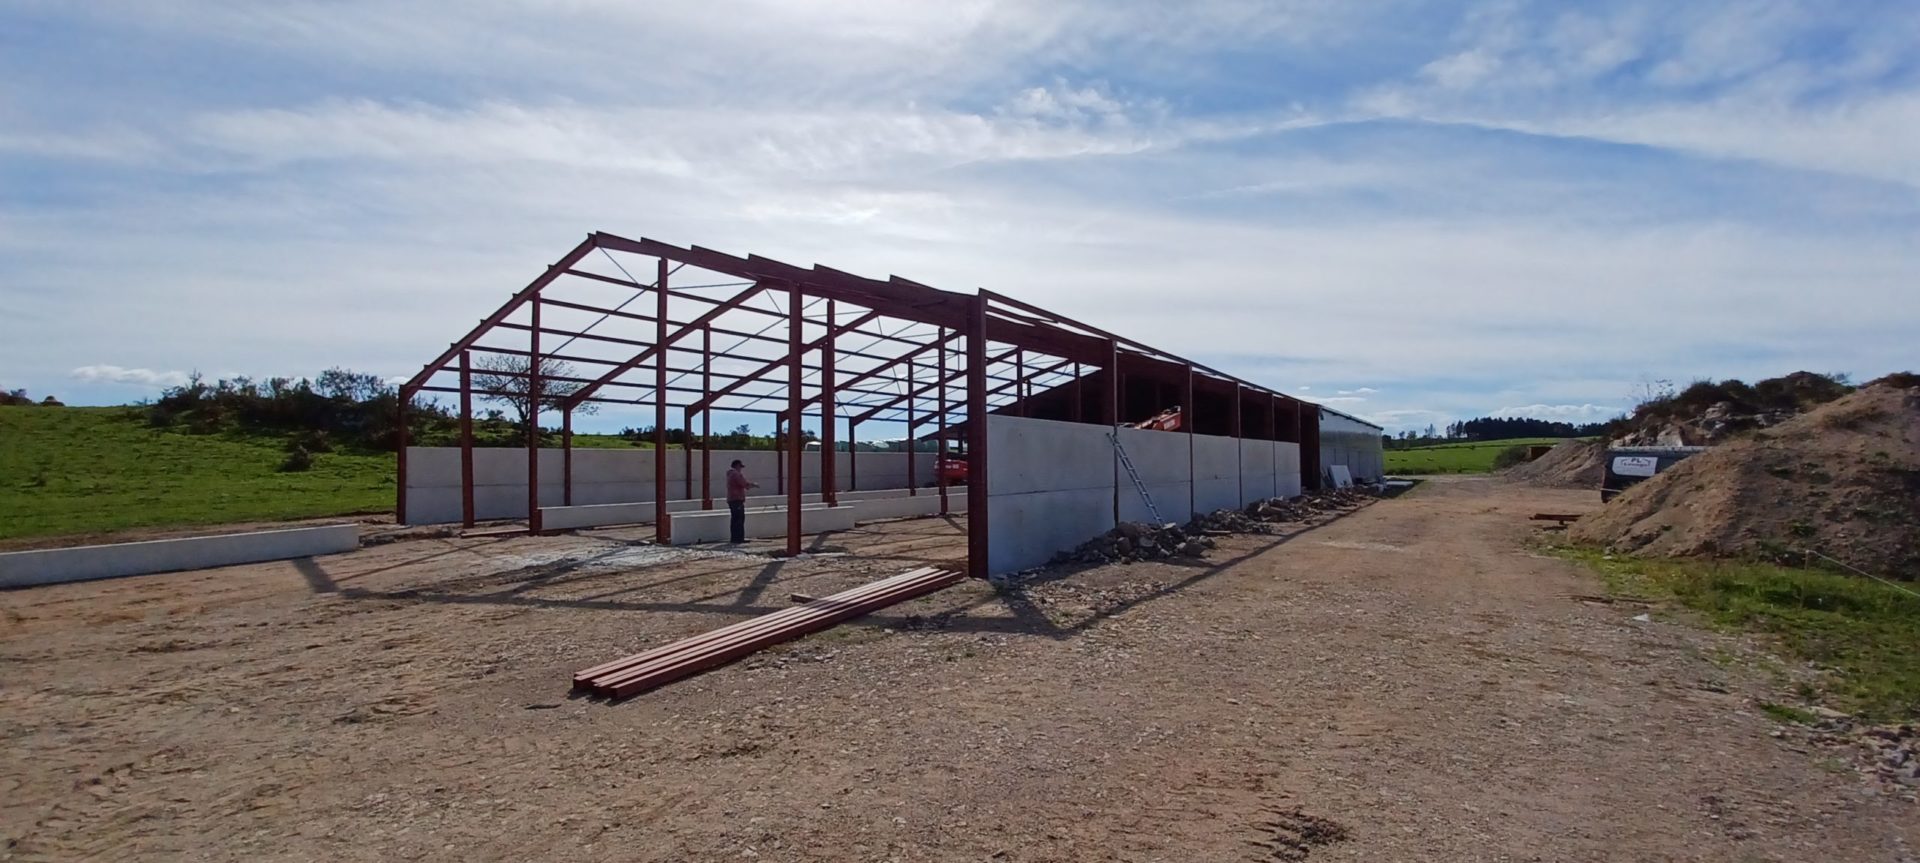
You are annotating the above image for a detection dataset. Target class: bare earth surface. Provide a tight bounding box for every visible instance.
[4,479,1915,861]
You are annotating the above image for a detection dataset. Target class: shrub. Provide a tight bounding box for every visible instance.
[291,428,334,454]
[145,368,453,452]
[279,446,315,472]
[1491,445,1530,470]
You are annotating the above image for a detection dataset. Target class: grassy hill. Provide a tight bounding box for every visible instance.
[1384,437,1575,475]
[0,406,395,544]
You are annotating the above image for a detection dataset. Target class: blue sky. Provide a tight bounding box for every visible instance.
[3,1,1917,435]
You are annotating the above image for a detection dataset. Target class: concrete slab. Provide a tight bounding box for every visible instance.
[670,503,859,546]
[0,525,360,589]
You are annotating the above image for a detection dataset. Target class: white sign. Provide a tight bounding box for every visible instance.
[1612,456,1659,478]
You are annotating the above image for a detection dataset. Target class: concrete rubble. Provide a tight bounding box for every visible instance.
[1051,487,1380,566]
[1801,716,1920,794]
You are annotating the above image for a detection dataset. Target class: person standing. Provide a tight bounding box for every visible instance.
[725,459,759,544]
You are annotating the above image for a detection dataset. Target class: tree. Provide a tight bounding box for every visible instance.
[472,354,599,428]
[316,367,389,402]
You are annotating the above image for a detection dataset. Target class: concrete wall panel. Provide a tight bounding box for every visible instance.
[1239,439,1277,506]
[1193,433,1242,514]
[670,503,859,545]
[984,418,1311,574]
[1114,426,1194,523]
[1277,442,1304,498]
[986,417,1119,573]
[0,525,359,588]
[403,447,936,525]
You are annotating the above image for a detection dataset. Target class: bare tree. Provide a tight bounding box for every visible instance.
[472,354,599,428]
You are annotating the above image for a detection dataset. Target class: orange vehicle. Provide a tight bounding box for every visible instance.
[1126,406,1183,431]
[936,455,968,485]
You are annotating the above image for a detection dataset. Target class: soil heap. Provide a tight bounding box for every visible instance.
[1569,380,1920,576]
[1503,439,1606,488]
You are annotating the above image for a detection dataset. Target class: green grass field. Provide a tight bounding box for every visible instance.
[0,406,394,543]
[1383,437,1571,474]
[1558,547,1920,722]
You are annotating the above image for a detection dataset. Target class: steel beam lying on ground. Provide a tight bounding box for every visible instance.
[573,566,964,699]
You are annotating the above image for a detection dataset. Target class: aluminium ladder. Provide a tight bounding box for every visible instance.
[1107,431,1164,525]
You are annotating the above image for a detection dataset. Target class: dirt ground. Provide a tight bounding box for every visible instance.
[3,479,1914,862]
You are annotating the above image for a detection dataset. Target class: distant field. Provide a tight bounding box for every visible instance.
[0,406,394,544]
[1384,437,1574,475]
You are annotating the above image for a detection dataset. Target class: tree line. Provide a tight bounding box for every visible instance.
[1384,415,1612,449]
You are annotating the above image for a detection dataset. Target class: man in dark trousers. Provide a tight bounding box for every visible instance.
[725,459,759,544]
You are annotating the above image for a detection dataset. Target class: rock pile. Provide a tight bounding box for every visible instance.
[1247,487,1377,521]
[1052,520,1219,565]
[1052,487,1380,566]
[1803,715,1920,792]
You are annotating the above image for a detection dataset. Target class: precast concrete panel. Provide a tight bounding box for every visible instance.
[403,448,938,524]
[1193,433,1242,514]
[1115,426,1193,523]
[985,417,1119,573]
[1239,439,1277,506]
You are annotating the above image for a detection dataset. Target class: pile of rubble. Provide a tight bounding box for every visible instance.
[1052,520,1219,565]
[1244,486,1377,522]
[1797,713,1920,793]
[1052,487,1380,566]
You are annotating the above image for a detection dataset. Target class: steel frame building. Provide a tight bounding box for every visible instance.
[399,232,1358,580]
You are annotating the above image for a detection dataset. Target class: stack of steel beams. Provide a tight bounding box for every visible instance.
[573,566,965,699]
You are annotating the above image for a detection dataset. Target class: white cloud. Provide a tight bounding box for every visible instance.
[1420,49,1501,89]
[1491,403,1624,422]
[1336,387,1378,395]
[70,365,189,388]
[1364,408,1451,428]
[1318,396,1368,404]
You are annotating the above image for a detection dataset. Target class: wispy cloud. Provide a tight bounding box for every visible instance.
[1491,403,1624,422]
[70,365,189,388]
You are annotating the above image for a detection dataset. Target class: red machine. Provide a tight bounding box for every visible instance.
[1125,406,1183,432]
[936,456,969,486]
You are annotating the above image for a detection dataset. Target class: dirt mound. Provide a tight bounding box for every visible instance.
[1503,439,1605,488]
[1570,381,1920,576]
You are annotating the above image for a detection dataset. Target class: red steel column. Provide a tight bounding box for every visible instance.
[458,350,475,527]
[786,282,804,555]
[527,295,543,533]
[1109,340,1120,524]
[775,416,785,495]
[395,388,410,525]
[965,294,990,580]
[1015,348,1026,417]
[936,328,948,515]
[654,257,671,544]
[1231,384,1243,506]
[1184,364,1195,521]
[562,409,574,506]
[848,419,858,491]
[821,299,838,507]
[906,351,917,496]
[1269,394,1280,499]
[701,325,714,509]
[1072,362,1082,423]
